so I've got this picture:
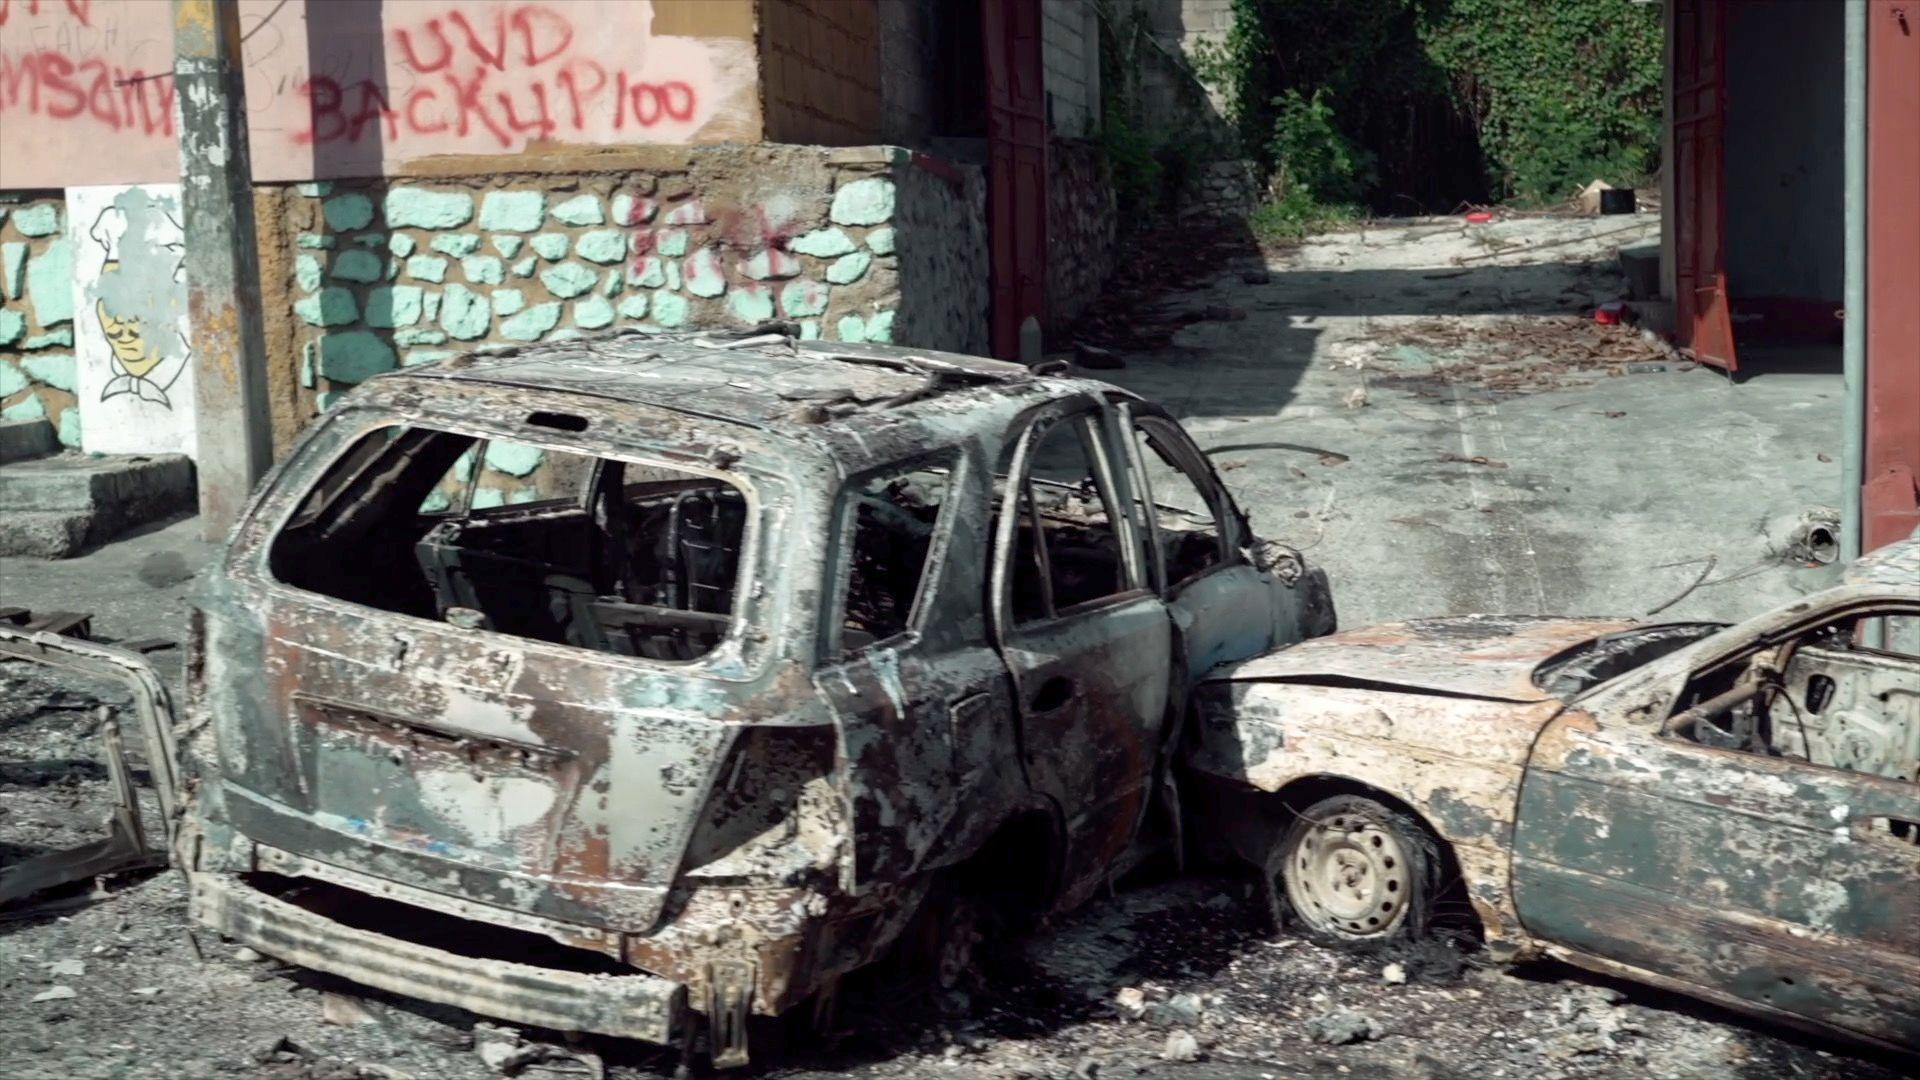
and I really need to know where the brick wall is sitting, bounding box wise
[758,0,884,145]
[1042,0,1101,138]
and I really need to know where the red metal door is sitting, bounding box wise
[1864,0,1920,552]
[983,0,1047,361]
[1673,0,1740,373]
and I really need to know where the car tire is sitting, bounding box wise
[1264,793,1441,946]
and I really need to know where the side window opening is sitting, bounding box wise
[270,425,749,662]
[1669,609,1920,828]
[836,460,955,654]
[998,415,1130,624]
[1130,418,1225,586]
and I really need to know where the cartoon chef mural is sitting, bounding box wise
[68,184,198,457]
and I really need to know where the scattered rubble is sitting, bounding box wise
[1371,315,1680,397]
[1305,1008,1383,1045]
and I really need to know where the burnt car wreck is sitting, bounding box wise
[1185,538,1920,1053]
[166,328,1334,1066]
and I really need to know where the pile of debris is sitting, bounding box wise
[1371,315,1682,398]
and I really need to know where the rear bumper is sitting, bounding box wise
[190,871,686,1044]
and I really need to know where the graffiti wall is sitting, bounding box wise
[67,183,196,456]
[0,0,761,188]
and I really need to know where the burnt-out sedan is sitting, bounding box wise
[1186,539,1919,1051]
[170,328,1333,1065]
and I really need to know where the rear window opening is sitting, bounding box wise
[269,425,748,661]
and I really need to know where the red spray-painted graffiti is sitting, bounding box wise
[299,4,698,150]
[0,0,176,136]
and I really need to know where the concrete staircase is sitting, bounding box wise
[0,419,196,558]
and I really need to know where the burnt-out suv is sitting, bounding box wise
[175,328,1333,1064]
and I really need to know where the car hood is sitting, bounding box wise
[1207,614,1635,702]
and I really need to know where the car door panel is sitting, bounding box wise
[1516,714,1920,1046]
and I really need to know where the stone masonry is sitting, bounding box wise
[275,144,987,422]
[0,195,81,448]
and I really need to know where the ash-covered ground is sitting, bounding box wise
[2,670,1903,1080]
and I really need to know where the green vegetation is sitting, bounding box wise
[1192,0,1662,232]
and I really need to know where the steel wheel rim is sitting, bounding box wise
[1283,810,1411,938]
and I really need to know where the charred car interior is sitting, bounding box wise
[270,425,749,661]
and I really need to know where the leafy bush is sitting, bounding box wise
[1267,89,1375,204]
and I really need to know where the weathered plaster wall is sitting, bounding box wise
[757,0,883,145]
[1047,140,1117,335]
[1042,0,1102,139]
[0,195,80,447]
[273,145,986,424]
[0,0,764,188]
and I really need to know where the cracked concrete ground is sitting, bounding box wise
[0,214,1893,1079]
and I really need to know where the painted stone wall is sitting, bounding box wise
[275,145,987,420]
[0,195,80,447]
[1046,139,1118,336]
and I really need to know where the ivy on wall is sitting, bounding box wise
[1194,0,1663,208]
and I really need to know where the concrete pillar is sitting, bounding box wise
[173,0,274,540]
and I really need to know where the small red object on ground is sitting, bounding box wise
[1464,210,1494,224]
[1595,300,1629,325]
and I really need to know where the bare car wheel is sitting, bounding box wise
[1266,794,1440,946]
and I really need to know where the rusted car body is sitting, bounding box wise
[1186,538,1920,1051]
[171,328,1332,1064]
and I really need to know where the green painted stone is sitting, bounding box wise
[628,257,665,289]
[652,291,688,328]
[389,233,417,257]
[386,258,401,280]
[836,314,866,343]
[684,247,725,298]
[353,232,385,246]
[423,291,442,321]
[664,260,682,291]
[479,191,547,233]
[499,302,561,341]
[612,193,656,225]
[2,391,46,421]
[656,230,688,257]
[512,257,537,278]
[331,248,384,283]
[26,238,73,325]
[576,230,626,265]
[300,344,315,388]
[492,235,523,258]
[549,194,604,227]
[12,203,59,237]
[384,188,474,229]
[438,284,492,341]
[431,232,482,257]
[452,448,475,483]
[545,329,584,342]
[727,286,773,323]
[491,289,525,316]
[541,262,597,299]
[57,405,81,448]
[572,295,614,330]
[294,287,359,326]
[296,181,334,197]
[780,279,828,318]
[830,178,895,226]
[1,242,27,298]
[317,391,344,411]
[419,489,452,513]
[0,359,26,395]
[323,193,375,231]
[826,251,871,285]
[799,320,820,341]
[0,310,22,346]
[618,294,649,320]
[404,349,457,367]
[317,331,397,383]
[295,253,323,293]
[406,255,448,283]
[22,328,72,349]
[462,255,504,285]
[297,233,337,250]
[601,269,622,296]
[530,233,570,260]
[866,309,896,343]
[789,228,854,257]
[866,227,896,255]
[364,285,423,328]
[395,328,447,346]
[471,487,507,510]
